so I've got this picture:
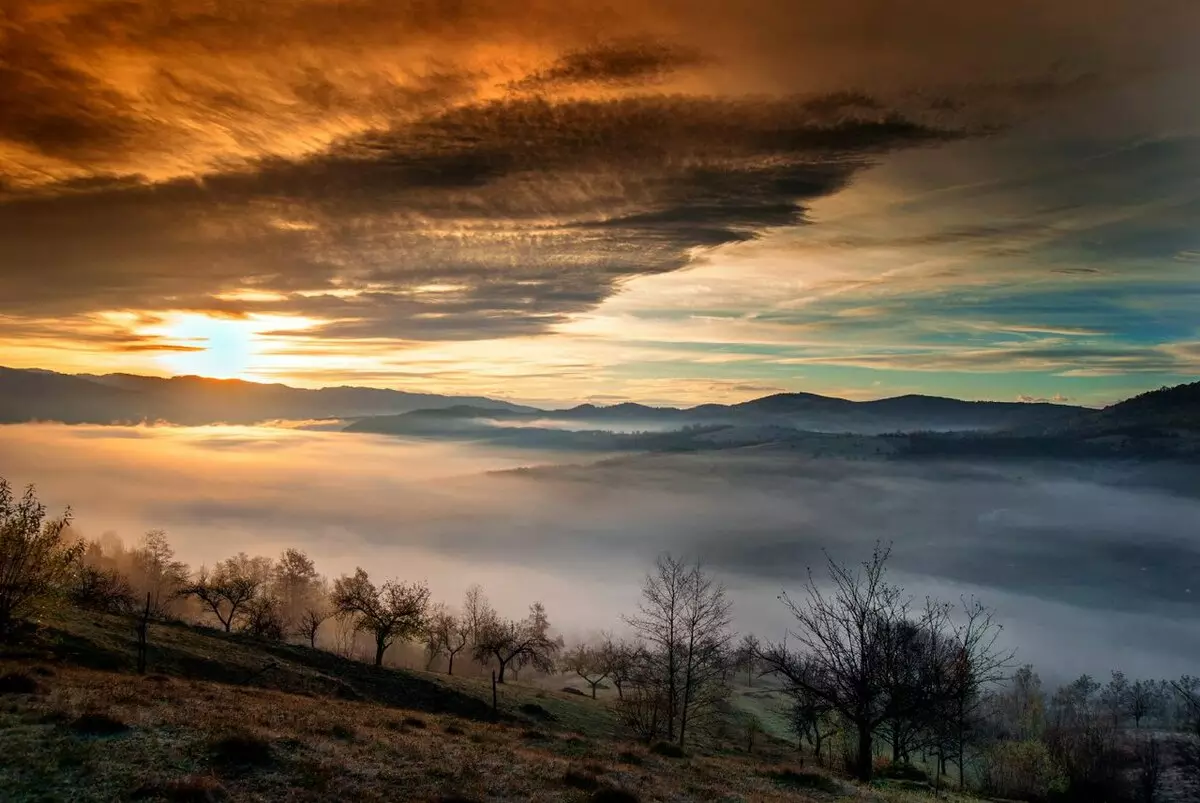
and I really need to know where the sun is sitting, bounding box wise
[141,312,318,380]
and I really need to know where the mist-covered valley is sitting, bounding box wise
[3,419,1197,684]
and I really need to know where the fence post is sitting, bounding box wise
[136,592,151,674]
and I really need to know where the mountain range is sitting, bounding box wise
[3,367,1196,459]
[0,367,531,426]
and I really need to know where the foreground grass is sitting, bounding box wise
[0,612,982,802]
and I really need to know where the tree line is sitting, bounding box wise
[2,477,1197,801]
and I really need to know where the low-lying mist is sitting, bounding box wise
[2,422,1197,682]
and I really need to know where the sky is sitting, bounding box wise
[2,0,1198,406]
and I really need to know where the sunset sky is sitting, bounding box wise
[2,1,1198,406]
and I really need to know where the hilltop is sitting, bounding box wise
[0,609,962,803]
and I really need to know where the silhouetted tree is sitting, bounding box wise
[132,530,188,618]
[425,604,470,674]
[179,553,272,632]
[625,554,732,747]
[473,601,560,683]
[763,543,910,782]
[0,479,81,637]
[271,547,322,630]
[331,568,430,667]
[734,633,761,686]
[561,642,610,698]
[296,602,332,648]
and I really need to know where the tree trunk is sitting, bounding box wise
[591,684,597,699]
[496,658,507,683]
[856,726,874,781]
[374,639,386,667]
[447,653,455,675]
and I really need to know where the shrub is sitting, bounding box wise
[70,564,136,614]
[766,769,840,794]
[650,741,686,758]
[208,732,274,774]
[403,716,427,729]
[591,791,639,803]
[563,769,600,790]
[327,723,356,741]
[519,702,555,720]
[70,712,130,736]
[874,760,929,783]
[979,738,1064,801]
[0,479,82,637]
[616,750,644,765]
[444,723,465,736]
[0,671,41,695]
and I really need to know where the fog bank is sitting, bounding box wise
[2,422,1197,682]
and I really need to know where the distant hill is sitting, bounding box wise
[0,367,532,426]
[347,388,1081,442]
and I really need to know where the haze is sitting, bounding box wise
[4,422,1196,682]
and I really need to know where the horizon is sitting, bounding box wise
[5,364,1126,410]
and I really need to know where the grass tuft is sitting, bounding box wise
[563,769,601,790]
[591,790,640,803]
[765,768,841,793]
[71,711,130,736]
[443,723,465,736]
[131,775,227,802]
[402,716,427,729]
[208,731,275,774]
[326,723,356,740]
[616,750,644,766]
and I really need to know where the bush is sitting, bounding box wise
[0,479,82,637]
[563,769,600,790]
[874,759,930,783]
[766,769,840,794]
[70,712,130,736]
[402,716,427,729]
[208,732,275,774]
[979,739,1065,801]
[0,671,41,695]
[70,564,136,614]
[650,741,686,758]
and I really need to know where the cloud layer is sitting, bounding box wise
[2,0,1198,402]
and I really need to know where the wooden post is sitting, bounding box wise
[491,670,498,714]
[136,592,151,674]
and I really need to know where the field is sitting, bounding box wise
[0,610,978,802]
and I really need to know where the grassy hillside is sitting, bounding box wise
[0,610,976,803]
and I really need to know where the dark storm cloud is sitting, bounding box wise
[511,39,709,89]
[0,94,956,340]
[2,0,1198,352]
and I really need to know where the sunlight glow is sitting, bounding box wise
[140,312,323,380]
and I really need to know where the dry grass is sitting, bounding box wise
[0,611,970,802]
[0,658,873,802]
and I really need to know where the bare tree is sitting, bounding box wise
[331,568,431,667]
[473,601,560,683]
[762,543,909,782]
[271,548,322,630]
[561,642,611,698]
[178,553,271,632]
[0,479,81,637]
[938,597,1014,788]
[296,602,332,648]
[132,530,189,618]
[240,593,286,640]
[1101,671,1130,728]
[677,560,733,747]
[625,554,732,748]
[425,605,470,674]
[601,634,638,701]
[625,554,689,741]
[1128,680,1164,729]
[462,584,493,644]
[735,633,761,686]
